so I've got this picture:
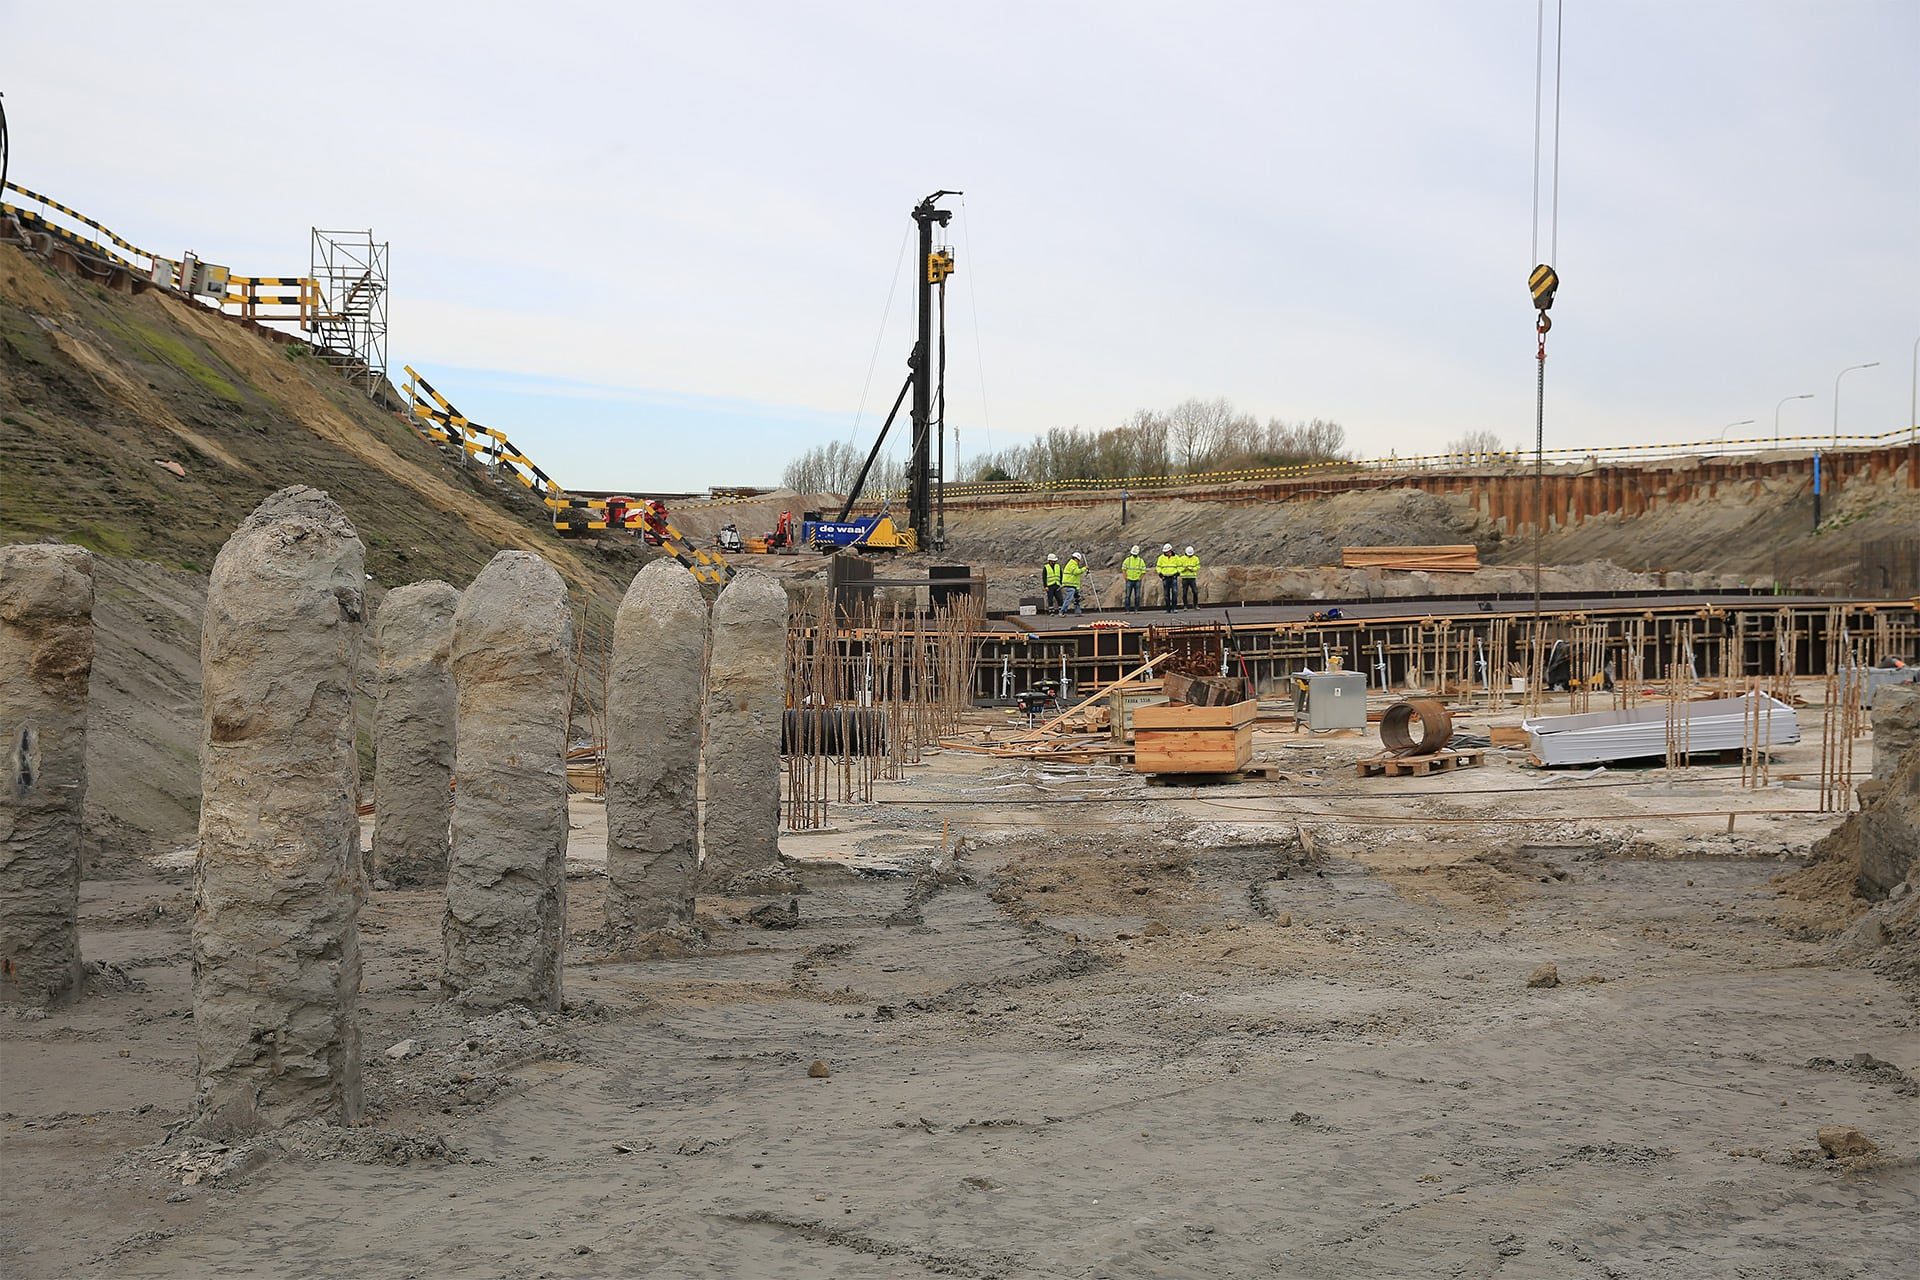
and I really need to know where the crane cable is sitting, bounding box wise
[848,224,914,451]
[1529,1,1566,622]
[958,195,993,470]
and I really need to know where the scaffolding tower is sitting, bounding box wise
[309,228,389,397]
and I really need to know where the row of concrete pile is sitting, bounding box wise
[0,486,788,1136]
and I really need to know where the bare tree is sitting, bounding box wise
[1167,398,1215,471]
[825,397,1346,487]
[1445,429,1508,461]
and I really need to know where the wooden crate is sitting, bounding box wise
[1133,699,1256,774]
[1106,686,1170,743]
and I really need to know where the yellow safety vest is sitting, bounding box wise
[1044,562,1061,587]
[1179,555,1199,579]
[1123,555,1146,581]
[1061,559,1084,588]
[1155,554,1179,577]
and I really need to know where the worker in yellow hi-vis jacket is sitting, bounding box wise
[1121,545,1147,611]
[1155,544,1180,612]
[1042,553,1062,613]
[1180,545,1200,609]
[1060,552,1086,615]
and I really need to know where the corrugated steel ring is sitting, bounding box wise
[1380,698,1451,757]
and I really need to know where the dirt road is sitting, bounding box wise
[3,717,1914,1278]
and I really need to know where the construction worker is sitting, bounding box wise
[1121,544,1147,611]
[1043,553,1062,613]
[1156,543,1180,612]
[1060,552,1085,615]
[1180,545,1200,609]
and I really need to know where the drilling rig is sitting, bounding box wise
[821,189,959,553]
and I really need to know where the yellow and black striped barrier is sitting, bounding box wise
[4,182,315,333]
[225,275,321,326]
[2,181,171,275]
[401,365,733,582]
[3,204,143,271]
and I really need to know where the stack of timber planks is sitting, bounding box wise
[1341,544,1480,572]
[1132,700,1257,775]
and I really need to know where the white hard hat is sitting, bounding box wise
[1047,553,1057,561]
[1185,546,1195,555]
[1163,543,1173,552]
[1070,551,1081,560]
[1130,545,1141,555]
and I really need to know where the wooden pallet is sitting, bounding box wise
[1355,748,1484,778]
[1146,762,1284,786]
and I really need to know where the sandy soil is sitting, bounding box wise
[4,695,1915,1279]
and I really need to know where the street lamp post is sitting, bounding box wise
[1774,393,1813,444]
[1832,361,1880,446]
[1910,335,1918,443]
[1715,419,1755,451]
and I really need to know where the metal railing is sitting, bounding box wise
[2,180,321,332]
[915,426,1918,501]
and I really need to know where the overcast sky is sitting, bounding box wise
[6,2,1916,491]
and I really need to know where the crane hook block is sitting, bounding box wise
[1528,263,1558,311]
[927,248,956,284]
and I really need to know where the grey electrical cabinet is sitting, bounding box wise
[1304,671,1368,731]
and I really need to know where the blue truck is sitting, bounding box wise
[799,512,918,553]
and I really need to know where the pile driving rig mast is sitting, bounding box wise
[837,191,960,552]
[907,190,957,549]
[835,190,960,550]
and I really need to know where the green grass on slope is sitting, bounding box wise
[95,313,245,404]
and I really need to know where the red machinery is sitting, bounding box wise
[639,500,670,547]
[767,511,795,551]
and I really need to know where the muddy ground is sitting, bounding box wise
[4,696,1915,1279]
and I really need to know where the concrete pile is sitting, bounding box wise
[698,572,788,891]
[192,487,366,1132]
[0,544,95,1008]
[605,560,707,934]
[443,551,574,1010]
[182,517,794,1135]
[372,581,459,886]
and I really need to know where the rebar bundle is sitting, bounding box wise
[1663,662,1692,778]
[1616,618,1646,711]
[1818,607,1864,814]
[1740,676,1773,790]
[1664,621,1695,779]
[782,592,985,830]
[1569,621,1605,714]
[1771,607,1796,705]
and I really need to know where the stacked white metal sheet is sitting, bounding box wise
[1523,692,1800,767]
